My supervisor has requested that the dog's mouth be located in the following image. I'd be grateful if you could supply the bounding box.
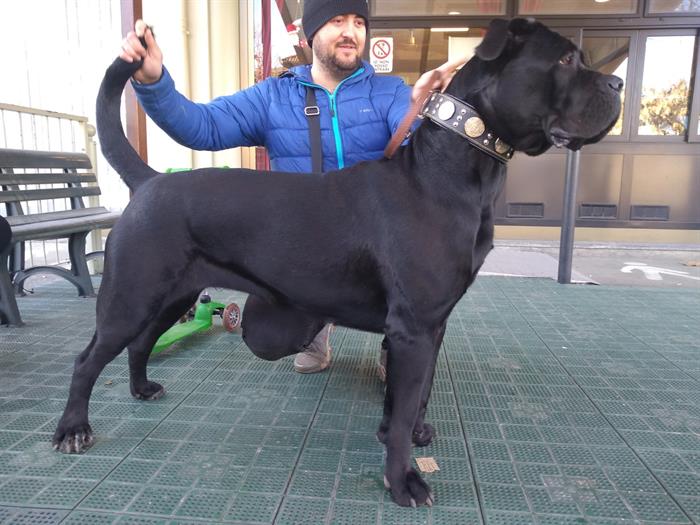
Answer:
[546,126,572,149]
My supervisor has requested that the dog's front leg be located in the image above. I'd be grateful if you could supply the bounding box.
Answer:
[381,326,436,507]
[412,321,446,447]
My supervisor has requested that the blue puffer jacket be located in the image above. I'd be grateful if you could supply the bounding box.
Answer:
[132,61,412,173]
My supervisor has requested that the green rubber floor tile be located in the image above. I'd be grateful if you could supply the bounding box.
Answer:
[484,512,535,525]
[252,446,299,469]
[422,457,473,483]
[677,496,700,523]
[173,489,231,520]
[0,477,52,505]
[580,491,634,520]
[657,471,700,497]
[624,492,690,523]
[480,483,530,513]
[62,510,120,524]
[430,507,480,525]
[224,492,281,523]
[428,481,477,508]
[288,469,336,498]
[508,442,553,464]
[335,473,384,502]
[380,504,430,525]
[471,441,511,462]
[516,463,560,485]
[329,500,379,524]
[240,467,290,493]
[273,411,314,428]
[0,506,68,524]
[524,486,580,515]
[340,451,383,476]
[106,460,161,484]
[78,482,141,512]
[307,430,346,451]
[30,478,95,507]
[130,440,181,462]
[275,496,330,524]
[475,460,518,485]
[117,515,170,524]
[298,448,342,473]
[264,428,306,448]
[127,486,188,516]
[345,432,380,453]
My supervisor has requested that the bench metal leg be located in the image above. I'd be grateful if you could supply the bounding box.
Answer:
[0,248,23,326]
[68,232,96,296]
[12,233,97,298]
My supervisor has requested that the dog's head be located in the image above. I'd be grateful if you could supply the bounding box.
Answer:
[446,18,622,156]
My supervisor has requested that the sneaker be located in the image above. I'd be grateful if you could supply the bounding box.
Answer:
[377,341,388,382]
[294,324,333,373]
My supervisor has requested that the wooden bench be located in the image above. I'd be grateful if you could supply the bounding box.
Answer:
[0,148,121,326]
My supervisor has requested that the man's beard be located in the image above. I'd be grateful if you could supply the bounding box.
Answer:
[314,38,362,78]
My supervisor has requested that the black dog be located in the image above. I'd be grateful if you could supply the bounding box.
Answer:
[53,19,621,507]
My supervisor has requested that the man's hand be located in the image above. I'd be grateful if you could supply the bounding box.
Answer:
[411,56,469,103]
[119,19,163,84]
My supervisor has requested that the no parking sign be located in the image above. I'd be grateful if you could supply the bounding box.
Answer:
[370,37,393,73]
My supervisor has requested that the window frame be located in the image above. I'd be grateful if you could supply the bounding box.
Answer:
[581,30,640,143]
[629,29,698,143]
[689,29,700,143]
[645,0,700,17]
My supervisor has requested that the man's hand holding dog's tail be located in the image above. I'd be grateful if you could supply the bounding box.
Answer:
[119,19,162,84]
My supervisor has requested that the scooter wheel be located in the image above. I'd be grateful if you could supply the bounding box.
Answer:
[222,303,241,332]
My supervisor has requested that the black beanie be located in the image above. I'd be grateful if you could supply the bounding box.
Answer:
[302,0,369,47]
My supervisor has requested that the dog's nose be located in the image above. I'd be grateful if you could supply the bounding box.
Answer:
[607,75,624,93]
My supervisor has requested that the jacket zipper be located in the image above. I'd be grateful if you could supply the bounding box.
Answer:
[299,67,364,170]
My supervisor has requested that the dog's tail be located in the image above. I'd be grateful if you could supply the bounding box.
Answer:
[96,55,160,193]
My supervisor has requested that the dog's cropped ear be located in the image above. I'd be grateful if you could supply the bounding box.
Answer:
[475,18,539,61]
[475,19,510,61]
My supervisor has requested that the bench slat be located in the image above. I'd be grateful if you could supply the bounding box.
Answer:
[0,186,101,203]
[10,210,121,241]
[0,172,97,185]
[0,149,92,169]
[5,207,111,226]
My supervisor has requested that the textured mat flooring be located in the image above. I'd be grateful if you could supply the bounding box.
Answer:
[0,277,699,524]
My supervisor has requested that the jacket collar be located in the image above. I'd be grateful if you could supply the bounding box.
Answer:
[286,60,373,87]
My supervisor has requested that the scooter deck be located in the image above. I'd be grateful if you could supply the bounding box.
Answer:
[151,301,227,355]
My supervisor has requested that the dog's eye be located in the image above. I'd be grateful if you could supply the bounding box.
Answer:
[559,53,575,66]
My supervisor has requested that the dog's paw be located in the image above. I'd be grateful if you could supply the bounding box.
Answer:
[385,468,434,507]
[412,422,435,447]
[52,423,95,454]
[131,381,165,400]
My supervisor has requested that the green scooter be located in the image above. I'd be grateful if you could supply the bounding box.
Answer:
[151,293,241,355]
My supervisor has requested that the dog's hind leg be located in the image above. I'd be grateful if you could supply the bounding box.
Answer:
[127,290,201,400]
[241,295,325,361]
[52,325,141,454]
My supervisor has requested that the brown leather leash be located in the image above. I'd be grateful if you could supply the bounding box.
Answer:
[383,70,441,159]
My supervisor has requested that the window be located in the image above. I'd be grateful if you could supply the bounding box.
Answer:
[648,0,700,13]
[518,0,637,15]
[582,36,630,136]
[369,27,486,84]
[638,35,695,137]
[371,0,505,16]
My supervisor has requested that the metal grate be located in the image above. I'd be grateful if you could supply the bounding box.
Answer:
[630,205,670,221]
[579,203,617,219]
[507,202,544,218]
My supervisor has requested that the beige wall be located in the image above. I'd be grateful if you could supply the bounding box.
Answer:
[141,0,255,172]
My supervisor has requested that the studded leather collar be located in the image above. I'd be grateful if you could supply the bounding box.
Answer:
[422,92,514,163]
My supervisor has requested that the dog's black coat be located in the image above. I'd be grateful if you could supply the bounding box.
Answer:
[53,19,621,506]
